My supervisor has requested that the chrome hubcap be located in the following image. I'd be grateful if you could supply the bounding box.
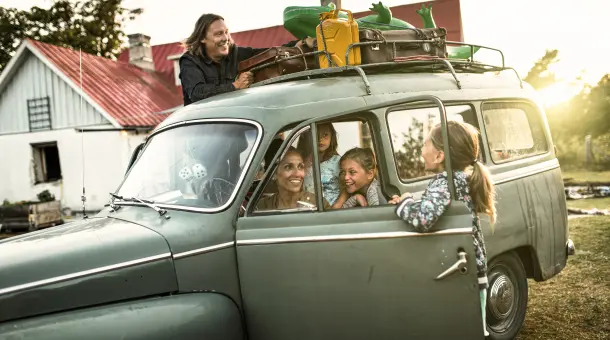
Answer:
[489,274,515,320]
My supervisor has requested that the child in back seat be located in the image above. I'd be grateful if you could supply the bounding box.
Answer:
[333,147,386,208]
[389,121,496,337]
[298,123,342,205]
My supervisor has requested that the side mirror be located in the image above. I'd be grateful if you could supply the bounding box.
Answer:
[126,143,144,175]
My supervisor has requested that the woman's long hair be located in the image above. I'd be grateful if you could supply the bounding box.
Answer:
[183,13,225,57]
[429,121,497,226]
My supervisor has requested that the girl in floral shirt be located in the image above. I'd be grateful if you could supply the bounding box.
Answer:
[390,121,497,337]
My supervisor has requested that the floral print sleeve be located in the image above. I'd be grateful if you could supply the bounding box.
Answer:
[394,175,451,233]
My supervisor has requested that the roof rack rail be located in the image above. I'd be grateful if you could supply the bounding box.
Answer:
[250,64,372,94]
[249,40,522,92]
[344,41,461,89]
[445,41,506,67]
[448,60,524,88]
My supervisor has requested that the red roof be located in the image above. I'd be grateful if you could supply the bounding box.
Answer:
[117,0,462,73]
[30,39,183,127]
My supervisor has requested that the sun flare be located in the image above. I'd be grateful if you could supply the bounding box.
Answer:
[535,82,581,108]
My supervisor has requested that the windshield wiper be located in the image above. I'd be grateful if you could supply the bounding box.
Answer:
[109,193,171,219]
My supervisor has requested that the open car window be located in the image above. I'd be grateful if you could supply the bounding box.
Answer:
[251,127,324,214]
[387,105,478,182]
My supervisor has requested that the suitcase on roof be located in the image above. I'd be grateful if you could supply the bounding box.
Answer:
[358,27,448,64]
[238,46,317,83]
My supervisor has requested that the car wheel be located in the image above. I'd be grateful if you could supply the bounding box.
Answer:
[486,251,528,340]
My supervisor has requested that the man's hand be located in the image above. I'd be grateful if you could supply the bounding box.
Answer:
[233,72,253,89]
[296,37,315,49]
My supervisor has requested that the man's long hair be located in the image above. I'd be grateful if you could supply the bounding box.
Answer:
[183,13,225,57]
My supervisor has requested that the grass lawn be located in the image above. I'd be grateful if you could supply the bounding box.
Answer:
[516,216,610,340]
[567,197,610,210]
[562,170,610,184]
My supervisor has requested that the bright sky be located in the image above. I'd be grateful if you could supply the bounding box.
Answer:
[2,0,609,107]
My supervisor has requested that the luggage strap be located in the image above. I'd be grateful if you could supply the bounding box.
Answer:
[318,18,338,67]
[294,45,309,70]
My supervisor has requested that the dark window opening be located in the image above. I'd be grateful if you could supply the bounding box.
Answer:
[32,143,62,183]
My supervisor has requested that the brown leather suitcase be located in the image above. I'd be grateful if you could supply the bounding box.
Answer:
[238,46,317,83]
[358,28,448,64]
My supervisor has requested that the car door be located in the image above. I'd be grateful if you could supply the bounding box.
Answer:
[235,95,485,340]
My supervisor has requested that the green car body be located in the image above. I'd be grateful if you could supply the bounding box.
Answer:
[0,62,573,340]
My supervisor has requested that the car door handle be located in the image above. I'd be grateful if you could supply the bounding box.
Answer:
[435,251,468,280]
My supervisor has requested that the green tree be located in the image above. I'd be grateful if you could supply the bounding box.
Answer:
[523,49,559,90]
[577,74,610,136]
[393,115,433,180]
[0,0,142,72]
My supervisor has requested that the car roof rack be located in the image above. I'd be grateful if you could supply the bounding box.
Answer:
[248,40,524,94]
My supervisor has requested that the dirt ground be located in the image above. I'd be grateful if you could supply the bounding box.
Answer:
[516,215,610,340]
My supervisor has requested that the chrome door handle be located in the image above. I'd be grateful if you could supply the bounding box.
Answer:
[435,251,468,280]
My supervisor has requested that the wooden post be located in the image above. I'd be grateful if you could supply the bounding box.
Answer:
[585,135,593,165]
[321,0,341,9]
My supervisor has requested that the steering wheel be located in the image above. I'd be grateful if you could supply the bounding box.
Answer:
[200,177,237,207]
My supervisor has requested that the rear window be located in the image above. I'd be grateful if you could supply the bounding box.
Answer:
[482,102,548,163]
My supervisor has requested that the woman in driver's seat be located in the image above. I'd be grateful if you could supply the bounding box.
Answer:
[256,147,331,211]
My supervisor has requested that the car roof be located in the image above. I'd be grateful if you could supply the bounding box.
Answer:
[154,70,537,135]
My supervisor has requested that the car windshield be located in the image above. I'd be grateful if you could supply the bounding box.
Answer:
[116,121,260,211]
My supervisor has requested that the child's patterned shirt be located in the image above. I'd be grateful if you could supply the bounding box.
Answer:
[304,155,341,205]
[394,170,489,290]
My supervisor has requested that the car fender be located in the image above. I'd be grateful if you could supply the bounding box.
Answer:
[0,293,243,340]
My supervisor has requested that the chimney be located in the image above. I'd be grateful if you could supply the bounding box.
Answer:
[127,33,155,72]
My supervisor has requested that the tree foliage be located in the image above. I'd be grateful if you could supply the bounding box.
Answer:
[0,0,142,72]
[394,115,433,180]
[524,49,559,90]
[523,48,610,169]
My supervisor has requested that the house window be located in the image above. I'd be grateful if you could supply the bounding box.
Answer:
[27,96,52,131]
[32,142,62,183]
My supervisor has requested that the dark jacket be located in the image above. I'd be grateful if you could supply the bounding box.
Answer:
[179,41,298,106]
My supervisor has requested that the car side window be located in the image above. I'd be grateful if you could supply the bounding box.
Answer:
[323,117,387,209]
[387,105,478,182]
[481,101,549,163]
[250,128,327,214]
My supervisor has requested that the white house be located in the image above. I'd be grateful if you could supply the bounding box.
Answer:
[0,36,183,213]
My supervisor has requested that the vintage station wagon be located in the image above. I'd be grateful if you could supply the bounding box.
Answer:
[0,46,574,340]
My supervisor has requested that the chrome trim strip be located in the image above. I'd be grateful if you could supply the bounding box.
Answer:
[0,253,171,296]
[237,228,472,246]
[173,242,235,259]
[494,163,559,185]
[114,118,264,214]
